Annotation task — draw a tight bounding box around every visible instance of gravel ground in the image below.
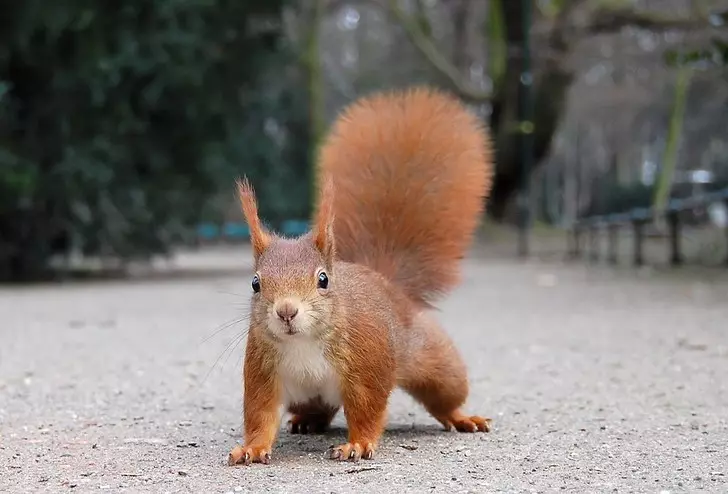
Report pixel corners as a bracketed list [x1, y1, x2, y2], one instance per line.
[1, 246, 727, 493]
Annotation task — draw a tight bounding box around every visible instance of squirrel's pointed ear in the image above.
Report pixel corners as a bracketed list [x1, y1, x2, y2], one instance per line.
[236, 177, 271, 260]
[313, 175, 335, 261]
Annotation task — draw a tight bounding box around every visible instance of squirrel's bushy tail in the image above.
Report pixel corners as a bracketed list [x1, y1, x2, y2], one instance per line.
[315, 87, 494, 307]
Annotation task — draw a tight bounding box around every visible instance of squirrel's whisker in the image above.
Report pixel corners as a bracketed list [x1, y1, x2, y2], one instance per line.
[202, 330, 249, 385]
[200, 315, 250, 344]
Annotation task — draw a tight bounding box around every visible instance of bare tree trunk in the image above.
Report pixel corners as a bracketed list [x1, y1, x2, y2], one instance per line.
[303, 0, 325, 153]
[450, 0, 470, 72]
[487, 0, 573, 221]
[297, 0, 325, 203]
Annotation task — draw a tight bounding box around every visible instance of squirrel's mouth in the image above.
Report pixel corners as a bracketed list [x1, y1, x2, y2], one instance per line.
[269, 299, 306, 336]
[282, 323, 299, 335]
[269, 316, 301, 336]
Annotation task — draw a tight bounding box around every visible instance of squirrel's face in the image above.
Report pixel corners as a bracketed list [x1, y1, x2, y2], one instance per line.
[236, 176, 337, 341]
[251, 237, 335, 340]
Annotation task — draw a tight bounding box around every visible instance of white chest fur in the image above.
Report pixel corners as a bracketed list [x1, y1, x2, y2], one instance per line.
[276, 338, 341, 408]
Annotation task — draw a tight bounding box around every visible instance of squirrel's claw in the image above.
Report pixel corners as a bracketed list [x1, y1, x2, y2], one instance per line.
[439, 412, 492, 433]
[327, 442, 375, 462]
[471, 416, 492, 432]
[228, 445, 272, 466]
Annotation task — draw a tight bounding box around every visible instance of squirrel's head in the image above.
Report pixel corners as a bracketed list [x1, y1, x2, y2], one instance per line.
[236, 177, 336, 341]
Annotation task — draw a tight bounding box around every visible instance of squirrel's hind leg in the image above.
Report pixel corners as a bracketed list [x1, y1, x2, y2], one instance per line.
[287, 398, 339, 434]
[397, 312, 492, 433]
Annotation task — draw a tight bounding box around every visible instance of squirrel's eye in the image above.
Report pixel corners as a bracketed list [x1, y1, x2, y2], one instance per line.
[317, 271, 329, 289]
[251, 274, 261, 293]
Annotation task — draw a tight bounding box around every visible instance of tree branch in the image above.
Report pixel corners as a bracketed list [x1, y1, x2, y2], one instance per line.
[325, 0, 370, 15]
[548, 0, 589, 52]
[386, 0, 490, 102]
[582, 5, 725, 35]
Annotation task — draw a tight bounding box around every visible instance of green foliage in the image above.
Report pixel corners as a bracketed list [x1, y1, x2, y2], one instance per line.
[0, 0, 309, 281]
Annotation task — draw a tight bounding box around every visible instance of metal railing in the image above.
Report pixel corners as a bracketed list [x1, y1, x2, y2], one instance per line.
[567, 188, 728, 266]
[195, 220, 309, 244]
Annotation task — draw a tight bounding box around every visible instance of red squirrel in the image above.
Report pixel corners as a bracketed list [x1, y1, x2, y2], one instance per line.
[228, 86, 494, 466]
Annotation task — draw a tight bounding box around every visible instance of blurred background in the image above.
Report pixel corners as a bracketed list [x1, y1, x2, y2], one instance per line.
[2, 0, 728, 282]
[2, 4, 728, 490]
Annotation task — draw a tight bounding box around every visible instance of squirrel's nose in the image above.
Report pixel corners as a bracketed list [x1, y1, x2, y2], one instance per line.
[276, 303, 299, 323]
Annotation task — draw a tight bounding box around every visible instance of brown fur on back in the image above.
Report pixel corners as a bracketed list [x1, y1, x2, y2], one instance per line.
[315, 87, 493, 306]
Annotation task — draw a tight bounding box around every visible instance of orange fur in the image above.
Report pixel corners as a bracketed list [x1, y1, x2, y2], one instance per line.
[312, 176, 336, 263]
[228, 86, 493, 467]
[315, 86, 494, 306]
[236, 178, 271, 260]
[395, 310, 491, 433]
[229, 333, 280, 465]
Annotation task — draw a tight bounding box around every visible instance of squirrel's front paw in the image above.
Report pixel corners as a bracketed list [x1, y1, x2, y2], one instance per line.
[228, 445, 272, 466]
[327, 442, 375, 462]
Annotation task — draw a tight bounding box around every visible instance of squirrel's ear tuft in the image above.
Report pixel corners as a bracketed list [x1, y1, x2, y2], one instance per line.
[313, 175, 336, 262]
[236, 177, 271, 260]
